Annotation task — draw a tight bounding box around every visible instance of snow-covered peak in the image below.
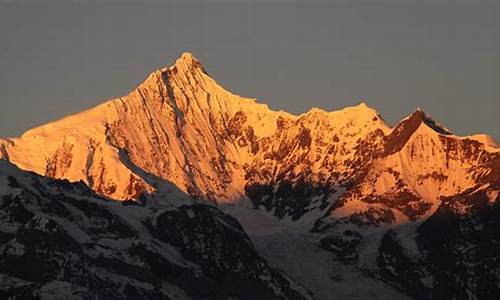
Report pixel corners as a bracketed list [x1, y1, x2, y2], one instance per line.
[167, 51, 206, 74]
[304, 101, 377, 116]
[0, 52, 497, 208]
[383, 108, 452, 156]
[395, 109, 446, 132]
[467, 134, 499, 149]
[178, 51, 199, 63]
[1, 52, 499, 300]
[339, 101, 381, 117]
[354, 101, 369, 109]
[301, 101, 388, 132]
[136, 52, 206, 93]
[410, 108, 452, 135]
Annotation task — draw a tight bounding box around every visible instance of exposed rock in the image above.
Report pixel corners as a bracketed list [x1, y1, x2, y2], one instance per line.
[0, 52, 498, 299]
[0, 160, 311, 299]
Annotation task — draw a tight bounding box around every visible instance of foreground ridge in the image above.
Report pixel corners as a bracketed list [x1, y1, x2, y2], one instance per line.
[0, 160, 311, 299]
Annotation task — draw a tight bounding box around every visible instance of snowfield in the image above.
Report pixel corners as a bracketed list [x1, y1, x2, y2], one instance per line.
[1, 52, 499, 299]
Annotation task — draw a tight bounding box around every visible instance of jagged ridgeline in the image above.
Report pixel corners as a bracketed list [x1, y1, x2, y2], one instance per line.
[1, 53, 499, 299]
[0, 160, 311, 299]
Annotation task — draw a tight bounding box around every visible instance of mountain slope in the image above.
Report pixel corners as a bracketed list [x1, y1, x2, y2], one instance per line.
[0, 53, 293, 202]
[1, 52, 499, 299]
[0, 160, 310, 299]
[0, 53, 392, 206]
[311, 110, 500, 298]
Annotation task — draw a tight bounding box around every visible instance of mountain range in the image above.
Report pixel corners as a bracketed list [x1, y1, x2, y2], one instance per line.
[0, 52, 499, 299]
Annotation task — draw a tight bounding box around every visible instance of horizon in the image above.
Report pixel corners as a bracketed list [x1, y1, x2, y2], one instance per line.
[3, 50, 492, 141]
[1, 2, 498, 139]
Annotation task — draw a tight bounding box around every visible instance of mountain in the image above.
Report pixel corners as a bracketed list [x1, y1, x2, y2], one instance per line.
[0, 160, 310, 299]
[311, 109, 500, 298]
[0, 52, 293, 202]
[1, 52, 499, 299]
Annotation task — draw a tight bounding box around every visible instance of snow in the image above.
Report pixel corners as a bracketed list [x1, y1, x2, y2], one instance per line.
[0, 53, 393, 204]
[0, 52, 498, 299]
[38, 281, 88, 300]
[465, 134, 499, 152]
[1, 52, 495, 208]
[224, 200, 409, 300]
[2, 240, 25, 256]
[487, 190, 499, 203]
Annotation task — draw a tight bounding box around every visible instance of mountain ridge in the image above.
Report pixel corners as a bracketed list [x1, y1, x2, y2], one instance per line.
[0, 159, 311, 299]
[1, 52, 499, 299]
[2, 52, 495, 204]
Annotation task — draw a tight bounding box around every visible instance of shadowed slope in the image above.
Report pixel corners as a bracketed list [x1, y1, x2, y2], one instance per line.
[0, 159, 311, 299]
[0, 52, 499, 299]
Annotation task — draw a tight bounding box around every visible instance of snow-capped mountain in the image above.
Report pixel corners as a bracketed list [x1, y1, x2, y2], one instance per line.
[0, 160, 310, 299]
[1, 52, 498, 299]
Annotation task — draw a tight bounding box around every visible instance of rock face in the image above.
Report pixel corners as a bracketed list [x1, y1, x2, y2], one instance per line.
[0, 52, 499, 299]
[310, 111, 500, 298]
[0, 53, 293, 202]
[0, 53, 392, 207]
[0, 160, 310, 299]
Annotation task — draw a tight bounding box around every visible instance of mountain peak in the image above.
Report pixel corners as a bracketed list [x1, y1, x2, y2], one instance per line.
[340, 101, 382, 119]
[137, 52, 207, 97]
[352, 101, 377, 113]
[177, 52, 200, 64]
[356, 101, 368, 108]
[383, 108, 452, 155]
[408, 108, 452, 135]
[169, 52, 206, 74]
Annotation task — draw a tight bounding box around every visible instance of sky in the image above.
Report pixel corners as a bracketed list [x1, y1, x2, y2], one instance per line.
[0, 1, 499, 139]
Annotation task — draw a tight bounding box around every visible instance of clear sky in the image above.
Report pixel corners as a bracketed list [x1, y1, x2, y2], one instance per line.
[0, 1, 499, 139]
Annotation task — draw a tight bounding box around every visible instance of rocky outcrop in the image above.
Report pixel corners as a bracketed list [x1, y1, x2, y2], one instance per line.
[0, 160, 310, 299]
[0, 52, 498, 299]
[312, 114, 500, 299]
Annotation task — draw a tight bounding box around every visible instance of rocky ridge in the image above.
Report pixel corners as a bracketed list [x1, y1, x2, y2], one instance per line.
[0, 160, 310, 299]
[1, 52, 499, 299]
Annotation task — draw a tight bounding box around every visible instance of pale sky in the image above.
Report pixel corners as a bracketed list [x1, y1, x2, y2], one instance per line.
[0, 1, 499, 139]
